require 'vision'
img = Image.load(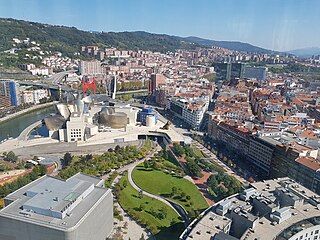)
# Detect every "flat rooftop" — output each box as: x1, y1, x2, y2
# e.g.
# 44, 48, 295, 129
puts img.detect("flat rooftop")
23, 177, 93, 216
0, 173, 110, 231
186, 211, 232, 240
181, 178, 320, 240
245, 178, 320, 240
